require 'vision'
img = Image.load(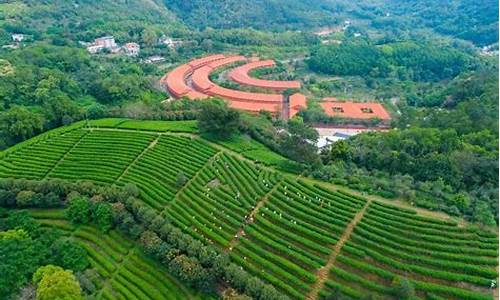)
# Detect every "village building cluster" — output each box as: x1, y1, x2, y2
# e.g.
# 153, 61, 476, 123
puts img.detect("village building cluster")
83, 36, 140, 56
2, 33, 27, 50
82, 35, 186, 63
